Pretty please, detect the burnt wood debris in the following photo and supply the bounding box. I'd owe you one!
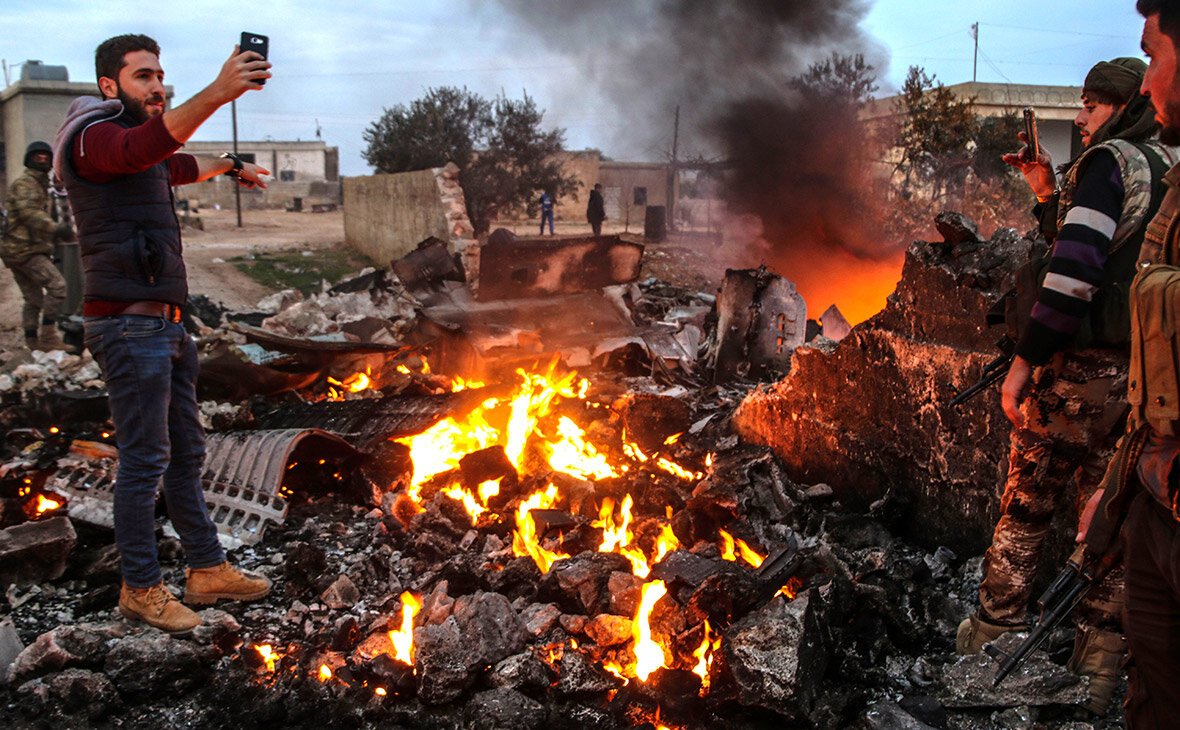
[0,218,1125,729]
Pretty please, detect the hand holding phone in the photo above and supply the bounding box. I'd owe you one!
[1022,107,1039,162]
[240,32,269,86]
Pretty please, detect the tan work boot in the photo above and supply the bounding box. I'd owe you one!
[1067,626,1126,715]
[184,561,271,605]
[119,582,202,635]
[37,323,68,352]
[956,612,1021,655]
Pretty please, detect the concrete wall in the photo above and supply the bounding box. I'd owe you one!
[598,162,671,232]
[342,163,474,266]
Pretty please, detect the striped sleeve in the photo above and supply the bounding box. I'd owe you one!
[1016,150,1123,365]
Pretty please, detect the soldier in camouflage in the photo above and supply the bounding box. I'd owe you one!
[2,141,71,350]
[957,58,1179,715]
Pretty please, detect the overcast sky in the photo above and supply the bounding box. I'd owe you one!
[0,0,1150,177]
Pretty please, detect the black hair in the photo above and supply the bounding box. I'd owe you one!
[1139,0,1180,43]
[94,34,160,86]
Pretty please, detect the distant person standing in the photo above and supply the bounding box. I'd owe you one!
[539,190,554,235]
[587,183,606,235]
[2,141,71,351]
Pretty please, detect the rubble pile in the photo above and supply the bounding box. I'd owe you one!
[735,214,1036,555]
[0,218,1123,728]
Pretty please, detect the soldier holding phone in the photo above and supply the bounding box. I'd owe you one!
[958,57,1180,715]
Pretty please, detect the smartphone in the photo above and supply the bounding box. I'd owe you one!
[1022,107,1039,161]
[240,32,268,86]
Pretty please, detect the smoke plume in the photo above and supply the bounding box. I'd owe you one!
[487,0,900,322]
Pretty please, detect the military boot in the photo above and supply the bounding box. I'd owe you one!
[1067,626,1126,715]
[184,562,271,605]
[23,328,38,350]
[37,323,68,352]
[119,582,202,635]
[956,612,1022,655]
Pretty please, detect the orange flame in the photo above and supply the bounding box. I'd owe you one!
[34,493,62,517]
[511,484,570,573]
[389,591,421,665]
[691,621,722,690]
[718,530,765,568]
[779,576,803,600]
[327,367,373,399]
[634,580,669,681]
[318,665,333,682]
[254,644,279,672]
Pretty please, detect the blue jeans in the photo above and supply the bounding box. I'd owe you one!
[541,210,554,234]
[84,314,225,587]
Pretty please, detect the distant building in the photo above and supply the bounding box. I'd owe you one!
[179,140,339,210]
[862,81,1085,178]
[550,150,677,232]
[0,60,115,196]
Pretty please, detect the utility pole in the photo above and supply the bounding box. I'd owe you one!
[232,100,242,228]
[972,23,979,83]
[667,105,680,234]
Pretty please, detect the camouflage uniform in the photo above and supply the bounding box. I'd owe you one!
[2,167,66,333]
[979,139,1180,633]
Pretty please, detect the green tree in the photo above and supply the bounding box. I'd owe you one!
[363,87,579,235]
[893,66,979,201]
[791,52,879,108]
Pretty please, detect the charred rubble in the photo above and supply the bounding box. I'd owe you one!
[0,221,1121,729]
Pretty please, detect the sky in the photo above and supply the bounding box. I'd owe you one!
[0,0,1152,177]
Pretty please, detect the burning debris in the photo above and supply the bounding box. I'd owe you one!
[0,218,1123,728]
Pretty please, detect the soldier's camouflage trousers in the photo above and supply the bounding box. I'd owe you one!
[979,349,1128,632]
[3,253,65,332]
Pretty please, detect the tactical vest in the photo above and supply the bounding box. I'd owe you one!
[1011,139,1179,349]
[59,113,188,306]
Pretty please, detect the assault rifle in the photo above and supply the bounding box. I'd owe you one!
[949,336,1016,409]
[984,558,1095,686]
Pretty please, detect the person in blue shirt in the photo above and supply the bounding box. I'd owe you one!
[539,190,554,235]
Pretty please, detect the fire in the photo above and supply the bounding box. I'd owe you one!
[691,621,722,690]
[718,530,765,568]
[546,416,617,480]
[623,438,703,481]
[779,576,803,600]
[34,493,63,517]
[634,580,669,681]
[327,367,372,399]
[511,483,569,573]
[254,644,279,672]
[318,664,333,682]
[389,591,421,665]
[594,496,648,576]
[401,416,500,502]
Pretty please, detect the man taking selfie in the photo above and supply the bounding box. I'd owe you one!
[52,33,272,634]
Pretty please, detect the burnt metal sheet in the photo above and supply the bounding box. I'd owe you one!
[48,462,118,529]
[231,322,410,357]
[47,429,356,549]
[712,267,806,384]
[199,428,354,548]
[254,391,490,445]
[478,232,644,301]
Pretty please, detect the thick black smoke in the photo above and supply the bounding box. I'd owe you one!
[485,0,897,312]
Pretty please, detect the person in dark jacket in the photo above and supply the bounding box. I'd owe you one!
[587,183,606,235]
[54,33,272,635]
